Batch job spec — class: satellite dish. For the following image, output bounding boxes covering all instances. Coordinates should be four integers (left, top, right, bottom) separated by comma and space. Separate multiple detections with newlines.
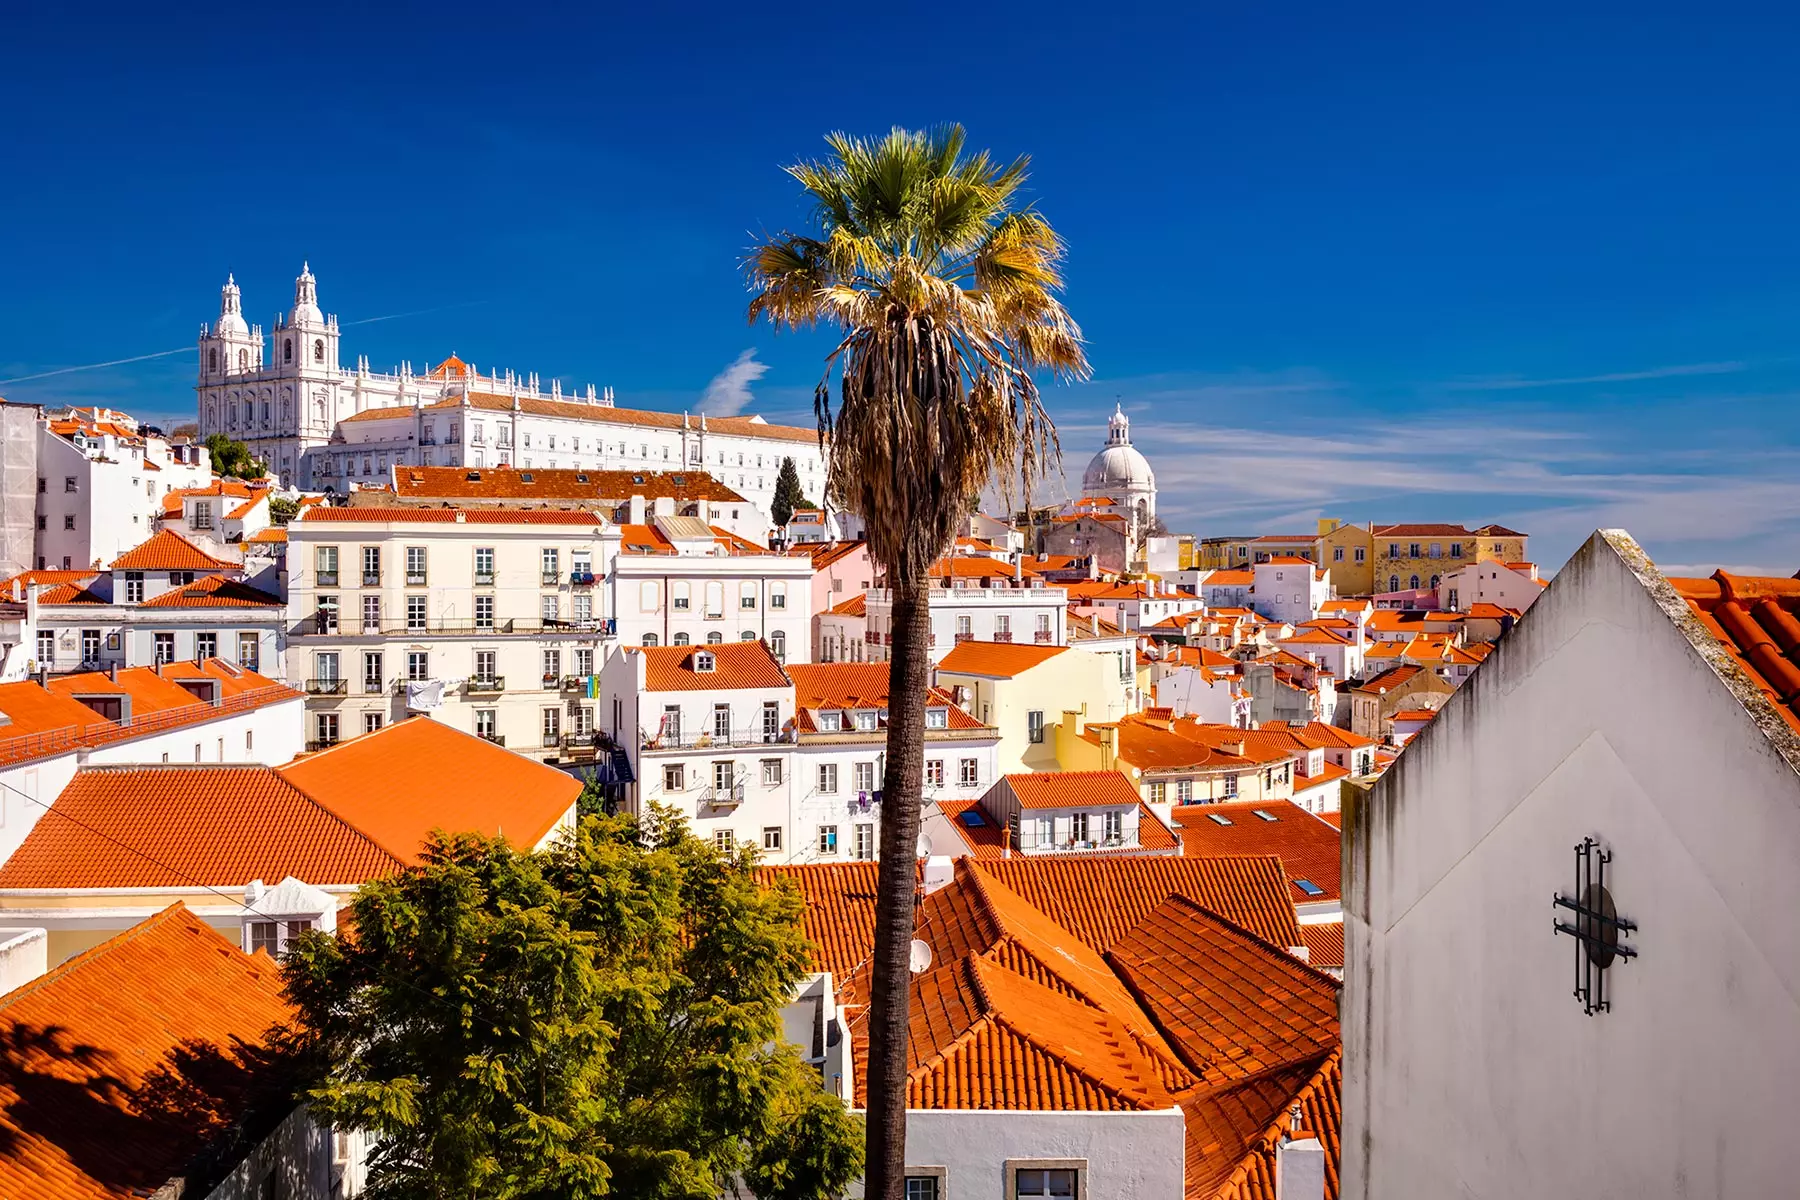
915, 832, 933, 859
908, 939, 933, 974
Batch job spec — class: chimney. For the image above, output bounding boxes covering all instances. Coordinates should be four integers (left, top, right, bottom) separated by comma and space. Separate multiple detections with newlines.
1219, 737, 1246, 757
108, 662, 117, 683
1276, 1132, 1326, 1200
629, 495, 647, 525
922, 855, 955, 894
651, 495, 675, 519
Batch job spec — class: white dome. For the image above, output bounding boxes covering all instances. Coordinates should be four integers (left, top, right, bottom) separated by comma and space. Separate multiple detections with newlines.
216, 275, 248, 336
289, 262, 323, 326
1082, 443, 1155, 495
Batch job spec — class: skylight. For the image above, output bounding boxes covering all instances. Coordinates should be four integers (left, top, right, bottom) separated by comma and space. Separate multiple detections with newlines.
959, 810, 985, 828
1253, 809, 1279, 822
519, 472, 535, 483
1294, 879, 1325, 896
576, 473, 589, 483
1207, 813, 1233, 826
671, 474, 687, 486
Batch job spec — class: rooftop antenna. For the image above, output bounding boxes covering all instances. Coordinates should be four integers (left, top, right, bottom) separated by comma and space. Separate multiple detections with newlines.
908, 939, 933, 974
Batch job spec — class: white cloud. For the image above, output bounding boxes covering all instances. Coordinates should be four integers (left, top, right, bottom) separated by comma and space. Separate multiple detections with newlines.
698, 349, 770, 417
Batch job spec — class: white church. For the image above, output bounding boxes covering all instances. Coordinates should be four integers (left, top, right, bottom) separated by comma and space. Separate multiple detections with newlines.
1035, 403, 1160, 573
195, 266, 828, 519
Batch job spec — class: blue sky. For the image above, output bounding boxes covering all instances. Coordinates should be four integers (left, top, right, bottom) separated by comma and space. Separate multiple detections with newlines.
3, 2, 1797, 575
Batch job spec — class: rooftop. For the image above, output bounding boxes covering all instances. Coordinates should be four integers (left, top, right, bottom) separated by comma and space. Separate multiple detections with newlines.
109, 529, 233, 572
337, 390, 819, 443
388, 464, 747, 504
936, 640, 1068, 678
1170, 800, 1343, 903
631, 640, 791, 692
1668, 569, 1800, 733
296, 505, 608, 526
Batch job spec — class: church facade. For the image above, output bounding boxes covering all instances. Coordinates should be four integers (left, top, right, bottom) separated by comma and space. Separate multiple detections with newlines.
196, 268, 827, 524
1034, 405, 1160, 574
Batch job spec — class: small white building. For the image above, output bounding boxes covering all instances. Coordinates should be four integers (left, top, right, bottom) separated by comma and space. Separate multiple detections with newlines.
34, 408, 212, 572
1252, 556, 1332, 626
1437, 558, 1545, 613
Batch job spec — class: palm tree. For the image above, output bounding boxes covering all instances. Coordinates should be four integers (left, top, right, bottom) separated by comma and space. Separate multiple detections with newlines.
747, 125, 1089, 1197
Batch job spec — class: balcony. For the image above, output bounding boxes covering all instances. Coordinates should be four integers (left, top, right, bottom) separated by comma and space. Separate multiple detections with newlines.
541, 617, 616, 637
569, 570, 597, 586
474, 571, 495, 585
954, 632, 973, 643
361, 678, 385, 695
1034, 629, 1054, 642
698, 783, 746, 808
560, 676, 594, 693
305, 678, 347, 695
317, 571, 339, 587
406, 571, 428, 586
466, 676, 506, 695
994, 631, 1013, 643
540, 571, 561, 586
643, 727, 794, 751
477, 731, 506, 747
362, 572, 381, 587
305, 738, 341, 752
313, 613, 340, 635
559, 731, 599, 757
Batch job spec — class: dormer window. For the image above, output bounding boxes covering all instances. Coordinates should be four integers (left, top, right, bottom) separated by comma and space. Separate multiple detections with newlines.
817, 710, 842, 732
693, 651, 715, 673
853, 710, 878, 732
926, 707, 949, 729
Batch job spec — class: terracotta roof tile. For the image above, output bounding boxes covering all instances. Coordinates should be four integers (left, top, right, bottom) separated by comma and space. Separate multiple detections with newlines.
297, 505, 607, 526
787, 663, 984, 733
1006, 770, 1143, 809
135, 575, 282, 608
1668, 570, 1800, 732
632, 641, 790, 692
109, 530, 232, 571
1183, 1050, 1341, 1200
1171, 801, 1341, 903
390, 464, 746, 504
826, 592, 867, 617
970, 856, 1303, 953
936, 798, 1176, 857
0, 905, 296, 1200
936, 640, 1067, 678
1298, 921, 1344, 970
1108, 893, 1338, 1081
928, 557, 1040, 580
0, 766, 401, 888
244, 526, 288, 544
756, 862, 880, 978
276, 716, 578, 862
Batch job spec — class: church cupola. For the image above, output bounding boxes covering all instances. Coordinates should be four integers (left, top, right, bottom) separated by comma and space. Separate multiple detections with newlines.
1106, 401, 1131, 446
216, 274, 248, 336
274, 262, 339, 378
289, 261, 324, 327
199, 273, 262, 382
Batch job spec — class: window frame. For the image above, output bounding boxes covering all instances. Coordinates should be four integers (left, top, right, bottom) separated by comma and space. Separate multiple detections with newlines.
1006, 1159, 1087, 1200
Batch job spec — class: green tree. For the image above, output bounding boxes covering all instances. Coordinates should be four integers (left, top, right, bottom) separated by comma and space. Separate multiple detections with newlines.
283, 811, 863, 1200
204, 433, 266, 480
747, 126, 1088, 1197
770, 457, 814, 527
267, 496, 300, 526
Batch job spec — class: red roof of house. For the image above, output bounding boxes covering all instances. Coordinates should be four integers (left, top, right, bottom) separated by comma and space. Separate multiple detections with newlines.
632, 640, 791, 691
1298, 920, 1345, 970
1668, 570, 1800, 732
786, 662, 984, 732
1171, 800, 1342, 903
109, 529, 232, 571
0, 905, 296, 1200
298, 506, 607, 525
1006, 770, 1143, 809
389, 464, 745, 504
936, 640, 1067, 678
826, 592, 867, 617
135, 574, 282, 608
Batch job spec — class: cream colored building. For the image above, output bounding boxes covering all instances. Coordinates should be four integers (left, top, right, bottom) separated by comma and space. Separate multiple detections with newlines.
934, 640, 1136, 776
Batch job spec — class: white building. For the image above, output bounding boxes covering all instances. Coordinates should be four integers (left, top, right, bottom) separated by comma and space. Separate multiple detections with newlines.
195, 268, 828, 522
1253, 556, 1332, 626
284, 505, 615, 756
34, 408, 212, 572
0, 660, 303, 867
1345, 532, 1800, 1199
31, 530, 286, 677
1437, 558, 1545, 613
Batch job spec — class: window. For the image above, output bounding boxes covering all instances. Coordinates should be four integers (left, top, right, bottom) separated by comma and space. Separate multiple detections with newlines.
123, 571, 145, 603
905, 1176, 943, 1200
1451, 543, 1464, 558
361, 546, 381, 585
315, 546, 338, 585
693, 650, 715, 672
816, 710, 841, 733
769, 630, 786, 661
994, 614, 1010, 640
763, 826, 783, 852
1355, 547, 1366, 562
541, 548, 559, 583
704, 581, 724, 618
925, 759, 945, 788
770, 582, 786, 609
474, 546, 495, 583
958, 758, 979, 787
359, 593, 381, 632
1223, 773, 1239, 798
404, 594, 427, 632
574, 647, 594, 676
1333, 547, 1344, 561
854, 761, 876, 792
926, 707, 948, 729
818, 825, 839, 855
34, 515, 43, 531
713, 760, 735, 793
1407, 542, 1421, 557
573, 592, 592, 623
713, 829, 736, 854
405, 546, 427, 585
64, 476, 77, 493
706, 631, 723, 644
407, 651, 429, 681
473, 594, 494, 631
1070, 812, 1090, 844
643, 633, 658, 647
315, 712, 339, 747
671, 582, 690, 611
238, 632, 259, 670
61, 514, 75, 531
542, 649, 561, 684
362, 651, 385, 691
1147, 780, 1166, 804
740, 581, 757, 610
541, 707, 561, 746
1177, 779, 1193, 803
1103, 811, 1123, 842
1027, 710, 1045, 744
1429, 542, 1442, 557
1409, 575, 1421, 590
955, 614, 972, 639
673, 632, 691, 646
761, 757, 783, 786
1013, 1166, 1080, 1197
154, 632, 175, 665
35, 629, 52, 666
854, 823, 875, 860
1388, 575, 1401, 593
854, 710, 878, 732
713, 703, 731, 738
473, 649, 497, 684
664, 764, 686, 792
541, 594, 559, 622
249, 921, 279, 956
818, 763, 839, 794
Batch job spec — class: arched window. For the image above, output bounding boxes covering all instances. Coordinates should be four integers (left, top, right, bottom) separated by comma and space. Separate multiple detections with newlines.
740, 630, 756, 641
642, 633, 658, 647
284, 338, 293, 363
1409, 575, 1421, 590
1430, 574, 1441, 588
208, 348, 218, 372
313, 339, 324, 363
706, 631, 723, 645
261, 400, 270, 424
1388, 575, 1400, 593
673, 632, 690, 646
238, 348, 249, 371
769, 630, 786, 661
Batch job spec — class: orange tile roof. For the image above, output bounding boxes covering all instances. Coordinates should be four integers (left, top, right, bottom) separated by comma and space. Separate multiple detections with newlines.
1464, 602, 1523, 620
789, 539, 867, 570
0, 765, 401, 888
339, 390, 820, 443
1089, 716, 1297, 773
1372, 523, 1476, 538
135, 574, 282, 608
826, 592, 867, 617
157, 480, 260, 518
1281, 627, 1353, 646
1006, 770, 1142, 809
1183, 1049, 1341, 1200
390, 464, 746, 504
1205, 570, 1255, 586
970, 856, 1303, 953
787, 663, 984, 733
244, 526, 288, 544
1262, 555, 1313, 565
0, 569, 98, 601
298, 505, 607, 526
928, 556, 1041, 580
632, 640, 791, 691
1298, 921, 1344, 970
1668, 570, 1800, 733
935, 640, 1067, 678
1171, 801, 1342, 903
1107, 893, 1339, 1081
757, 862, 881, 978
1314, 810, 1342, 829
1391, 708, 1440, 722
936, 797, 1176, 857
109, 529, 232, 571
1353, 664, 1424, 694
276, 716, 578, 862
0, 905, 296, 1200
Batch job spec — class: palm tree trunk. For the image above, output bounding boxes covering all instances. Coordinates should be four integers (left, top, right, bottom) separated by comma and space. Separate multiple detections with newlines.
864, 568, 931, 1200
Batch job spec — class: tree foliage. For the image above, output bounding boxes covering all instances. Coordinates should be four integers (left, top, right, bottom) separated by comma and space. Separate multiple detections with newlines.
267, 496, 300, 526
204, 433, 266, 480
282, 810, 863, 1200
770, 458, 814, 528
746, 125, 1088, 1198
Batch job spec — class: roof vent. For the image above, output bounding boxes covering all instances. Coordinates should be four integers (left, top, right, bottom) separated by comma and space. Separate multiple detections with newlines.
1207, 812, 1234, 826
519, 472, 535, 484
1253, 809, 1279, 822
632, 474, 645, 485
465, 471, 481, 482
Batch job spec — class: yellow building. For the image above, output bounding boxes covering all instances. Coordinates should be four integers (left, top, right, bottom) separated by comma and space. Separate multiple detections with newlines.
1055, 711, 1301, 806
1194, 536, 1256, 571
935, 640, 1136, 776
1370, 524, 1527, 595
1318, 522, 1376, 595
